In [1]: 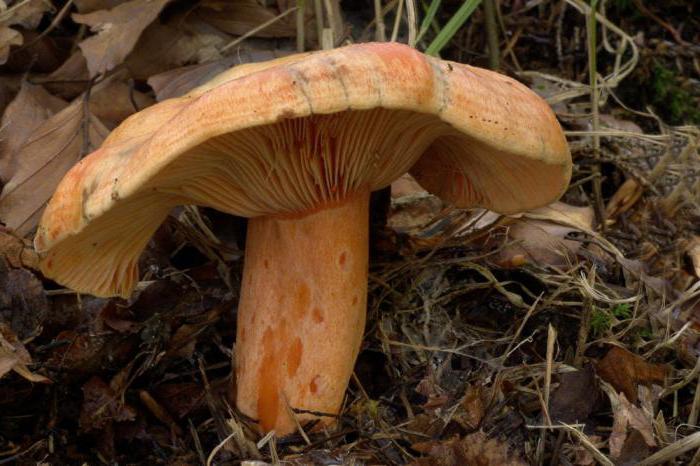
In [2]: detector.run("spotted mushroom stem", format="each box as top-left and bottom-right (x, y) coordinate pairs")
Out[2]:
(235, 190), (370, 435)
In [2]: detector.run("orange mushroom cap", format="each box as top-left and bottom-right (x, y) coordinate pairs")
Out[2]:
(34, 42), (571, 297)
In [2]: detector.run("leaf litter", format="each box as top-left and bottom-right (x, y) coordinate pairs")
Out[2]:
(0, 0), (699, 464)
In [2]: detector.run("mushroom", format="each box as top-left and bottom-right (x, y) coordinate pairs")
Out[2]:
(34, 42), (571, 435)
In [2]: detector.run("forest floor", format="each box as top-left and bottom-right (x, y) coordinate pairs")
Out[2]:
(0, 0), (699, 464)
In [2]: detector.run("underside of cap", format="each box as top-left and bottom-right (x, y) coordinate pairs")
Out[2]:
(35, 41), (571, 297)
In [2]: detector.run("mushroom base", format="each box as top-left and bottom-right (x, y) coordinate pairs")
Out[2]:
(235, 191), (370, 435)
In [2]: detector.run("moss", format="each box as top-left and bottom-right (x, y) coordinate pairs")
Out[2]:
(650, 62), (700, 125)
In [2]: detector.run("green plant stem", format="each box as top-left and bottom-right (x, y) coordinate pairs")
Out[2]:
(483, 0), (499, 70)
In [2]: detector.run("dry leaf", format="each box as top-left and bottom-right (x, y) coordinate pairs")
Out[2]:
(389, 173), (445, 232)
(147, 48), (292, 101)
(409, 432), (527, 466)
(686, 236), (700, 278)
(596, 346), (667, 404)
(74, 0), (125, 13)
(0, 82), (67, 184)
(606, 178), (643, 219)
(0, 0), (52, 64)
(0, 26), (22, 64)
(0, 96), (109, 236)
(1, 0), (52, 29)
(196, 0), (297, 38)
(0, 322), (51, 383)
(72, 0), (171, 77)
(125, 20), (228, 80)
(43, 51), (90, 99)
(497, 202), (594, 268)
(88, 79), (154, 128)
(550, 365), (598, 424)
(602, 383), (656, 459)
(80, 376), (137, 431)
(0, 258), (47, 338)
(0, 227), (38, 268)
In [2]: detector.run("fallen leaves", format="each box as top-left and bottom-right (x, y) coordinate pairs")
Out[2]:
(0, 227), (38, 268)
(596, 346), (667, 404)
(550, 365), (598, 425)
(410, 432), (527, 466)
(0, 94), (109, 235)
(0, 323), (50, 383)
(196, 0), (297, 38)
(0, 82), (67, 184)
(496, 202), (595, 268)
(80, 374), (136, 431)
(0, 0), (52, 64)
(602, 382), (656, 461)
(72, 0), (171, 77)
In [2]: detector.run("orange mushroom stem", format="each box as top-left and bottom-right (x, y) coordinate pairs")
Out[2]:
(235, 191), (369, 434)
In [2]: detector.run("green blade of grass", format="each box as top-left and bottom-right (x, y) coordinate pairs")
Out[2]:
(417, 0), (442, 43)
(425, 0), (482, 56)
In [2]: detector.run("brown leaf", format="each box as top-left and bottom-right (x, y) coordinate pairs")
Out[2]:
(0, 323), (51, 383)
(74, 0), (125, 13)
(125, 20), (227, 80)
(550, 365), (598, 424)
(72, 0), (171, 77)
(2, 0), (52, 29)
(88, 79), (154, 129)
(596, 346), (667, 403)
(0, 96), (109, 236)
(603, 384), (655, 459)
(196, 0), (296, 38)
(0, 227), (38, 269)
(0, 26), (22, 64)
(80, 376), (136, 431)
(409, 433), (527, 466)
(457, 384), (487, 430)
(497, 202), (594, 268)
(0, 82), (67, 184)
(153, 383), (205, 418)
(43, 51), (90, 99)
(147, 49), (292, 101)
(389, 173), (445, 232)
(606, 178), (643, 219)
(686, 236), (700, 278)
(0, 259), (47, 339)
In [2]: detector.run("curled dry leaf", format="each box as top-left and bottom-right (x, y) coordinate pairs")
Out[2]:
(0, 323), (51, 383)
(606, 178), (644, 219)
(0, 96), (109, 236)
(686, 236), (700, 278)
(596, 346), (667, 404)
(0, 0), (52, 64)
(0, 226), (38, 269)
(0, 82), (67, 184)
(0, 27), (22, 64)
(72, 0), (171, 77)
(497, 201), (594, 268)
(602, 383), (656, 460)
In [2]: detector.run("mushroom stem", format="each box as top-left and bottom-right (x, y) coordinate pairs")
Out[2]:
(235, 190), (370, 435)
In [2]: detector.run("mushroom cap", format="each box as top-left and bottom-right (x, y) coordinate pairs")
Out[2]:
(35, 42), (571, 297)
